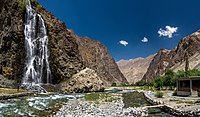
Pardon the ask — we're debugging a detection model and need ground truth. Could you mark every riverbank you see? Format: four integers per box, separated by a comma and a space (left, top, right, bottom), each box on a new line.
144, 90, 200, 117
0, 88, 33, 100
52, 94, 148, 117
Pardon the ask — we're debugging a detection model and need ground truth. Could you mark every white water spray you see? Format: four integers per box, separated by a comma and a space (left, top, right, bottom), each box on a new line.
22, 0, 51, 91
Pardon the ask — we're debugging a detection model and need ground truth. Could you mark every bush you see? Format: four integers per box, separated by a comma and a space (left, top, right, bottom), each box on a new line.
111, 82, 117, 87
153, 76, 164, 89
18, 0, 27, 13
36, 4, 43, 12
154, 91, 164, 98
135, 81, 147, 86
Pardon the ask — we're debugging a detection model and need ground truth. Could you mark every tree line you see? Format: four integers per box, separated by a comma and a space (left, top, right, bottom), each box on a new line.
135, 69, 200, 90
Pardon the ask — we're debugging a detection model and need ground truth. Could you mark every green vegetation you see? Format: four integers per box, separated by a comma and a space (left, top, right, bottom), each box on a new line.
154, 91, 164, 98
36, 4, 43, 12
111, 82, 117, 86
123, 92, 150, 108
135, 69, 200, 90
169, 99, 200, 104
85, 93, 100, 101
18, 0, 28, 13
0, 88, 28, 94
84, 92, 120, 103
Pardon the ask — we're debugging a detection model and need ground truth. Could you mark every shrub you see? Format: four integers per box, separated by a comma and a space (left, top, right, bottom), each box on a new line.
153, 76, 164, 89
111, 82, 117, 87
135, 81, 147, 86
154, 91, 164, 98
18, 0, 27, 13
36, 4, 43, 12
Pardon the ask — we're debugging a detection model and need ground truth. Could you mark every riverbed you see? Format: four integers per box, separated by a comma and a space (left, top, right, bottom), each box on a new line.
0, 89, 174, 117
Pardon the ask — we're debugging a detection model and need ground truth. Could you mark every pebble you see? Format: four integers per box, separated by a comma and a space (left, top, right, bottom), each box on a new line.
51, 98, 148, 117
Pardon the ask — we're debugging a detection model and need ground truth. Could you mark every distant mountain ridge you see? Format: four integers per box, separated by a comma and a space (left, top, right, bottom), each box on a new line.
118, 30, 200, 83
142, 30, 200, 81
117, 54, 155, 84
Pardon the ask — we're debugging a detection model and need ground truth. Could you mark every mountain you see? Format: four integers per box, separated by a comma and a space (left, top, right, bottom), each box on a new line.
0, 0, 127, 92
75, 36, 128, 86
142, 30, 200, 81
117, 55, 155, 84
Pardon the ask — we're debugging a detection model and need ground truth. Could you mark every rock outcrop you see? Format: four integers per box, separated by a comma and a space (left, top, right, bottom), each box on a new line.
0, 0, 127, 91
142, 30, 200, 81
60, 68, 104, 93
75, 36, 128, 86
117, 54, 155, 84
0, 0, 25, 81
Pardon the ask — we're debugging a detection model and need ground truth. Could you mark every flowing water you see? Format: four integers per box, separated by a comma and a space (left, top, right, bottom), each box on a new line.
22, 0, 51, 90
0, 94, 84, 116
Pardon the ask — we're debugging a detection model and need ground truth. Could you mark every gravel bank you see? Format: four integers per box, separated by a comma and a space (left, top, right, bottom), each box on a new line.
52, 98, 148, 117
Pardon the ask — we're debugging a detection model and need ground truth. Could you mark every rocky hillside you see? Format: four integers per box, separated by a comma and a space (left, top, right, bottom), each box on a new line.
117, 55, 154, 84
75, 36, 128, 86
142, 30, 200, 81
0, 0, 25, 81
0, 0, 127, 91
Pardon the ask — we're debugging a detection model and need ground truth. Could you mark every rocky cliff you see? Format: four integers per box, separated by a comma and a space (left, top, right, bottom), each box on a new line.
0, 0, 127, 91
117, 55, 155, 84
75, 36, 128, 86
142, 30, 200, 81
0, 0, 25, 81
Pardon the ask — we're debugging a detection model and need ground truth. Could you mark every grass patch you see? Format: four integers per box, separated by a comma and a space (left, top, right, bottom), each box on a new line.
84, 93, 120, 103
154, 91, 164, 98
176, 100, 194, 104
123, 92, 151, 108
0, 88, 28, 94
18, 0, 28, 13
85, 93, 100, 101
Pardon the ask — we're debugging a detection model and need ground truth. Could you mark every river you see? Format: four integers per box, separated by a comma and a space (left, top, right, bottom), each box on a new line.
0, 90, 174, 117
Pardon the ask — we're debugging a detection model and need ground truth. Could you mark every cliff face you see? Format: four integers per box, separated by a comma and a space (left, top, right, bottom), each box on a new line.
0, 0, 25, 81
117, 55, 155, 84
0, 0, 127, 89
142, 30, 200, 81
75, 36, 128, 86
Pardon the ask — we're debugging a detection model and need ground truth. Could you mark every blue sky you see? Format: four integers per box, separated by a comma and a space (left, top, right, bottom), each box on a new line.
37, 0, 200, 61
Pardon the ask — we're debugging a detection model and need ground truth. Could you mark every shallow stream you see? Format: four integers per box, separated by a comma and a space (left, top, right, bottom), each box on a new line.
0, 90, 175, 117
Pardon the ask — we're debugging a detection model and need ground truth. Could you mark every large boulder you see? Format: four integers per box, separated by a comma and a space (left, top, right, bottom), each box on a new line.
60, 68, 104, 93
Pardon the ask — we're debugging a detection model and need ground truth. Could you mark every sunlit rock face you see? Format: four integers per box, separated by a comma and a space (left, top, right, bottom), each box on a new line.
74, 36, 128, 86
143, 30, 200, 81
60, 68, 104, 93
117, 54, 155, 84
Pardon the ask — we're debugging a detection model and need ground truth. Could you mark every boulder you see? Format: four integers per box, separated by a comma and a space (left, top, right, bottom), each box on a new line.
60, 68, 104, 93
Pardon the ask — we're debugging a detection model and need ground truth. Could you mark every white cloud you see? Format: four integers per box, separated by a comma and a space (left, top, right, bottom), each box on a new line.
141, 37, 148, 43
119, 40, 128, 46
158, 26, 178, 38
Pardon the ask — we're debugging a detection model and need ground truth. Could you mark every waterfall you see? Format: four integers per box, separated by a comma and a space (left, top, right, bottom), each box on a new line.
22, 0, 51, 91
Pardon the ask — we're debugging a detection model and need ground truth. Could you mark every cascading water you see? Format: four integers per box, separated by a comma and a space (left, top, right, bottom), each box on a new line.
22, 0, 51, 92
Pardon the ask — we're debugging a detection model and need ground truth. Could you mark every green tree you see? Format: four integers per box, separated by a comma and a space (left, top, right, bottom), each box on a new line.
154, 76, 164, 90
163, 69, 175, 86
